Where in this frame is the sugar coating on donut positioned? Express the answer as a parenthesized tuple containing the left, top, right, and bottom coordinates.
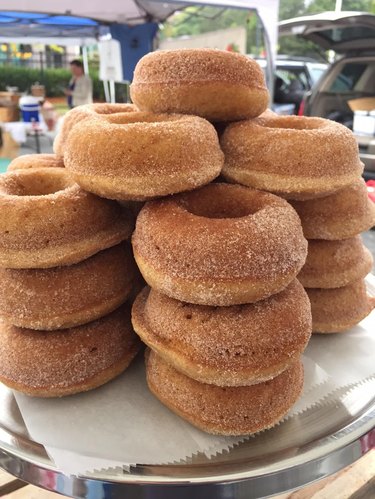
(290, 178, 375, 239)
(0, 168, 133, 268)
(0, 242, 137, 330)
(307, 279, 375, 333)
(132, 281, 311, 386)
(131, 49, 269, 121)
(146, 350, 304, 435)
(7, 154, 64, 171)
(54, 103, 138, 157)
(132, 183, 307, 305)
(64, 113, 224, 201)
(133, 49, 266, 86)
(221, 115, 364, 199)
(0, 304, 141, 396)
(298, 237, 373, 289)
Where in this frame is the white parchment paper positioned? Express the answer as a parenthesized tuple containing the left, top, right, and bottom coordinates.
(11, 280, 375, 476)
(13, 354, 330, 475)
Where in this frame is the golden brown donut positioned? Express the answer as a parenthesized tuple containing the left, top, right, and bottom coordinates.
(307, 279, 375, 333)
(64, 112, 223, 201)
(298, 237, 373, 289)
(132, 183, 307, 306)
(0, 243, 137, 330)
(221, 115, 363, 200)
(290, 179, 375, 239)
(53, 103, 137, 157)
(132, 281, 311, 386)
(0, 304, 141, 397)
(146, 350, 304, 436)
(0, 168, 132, 268)
(130, 49, 269, 122)
(7, 154, 64, 171)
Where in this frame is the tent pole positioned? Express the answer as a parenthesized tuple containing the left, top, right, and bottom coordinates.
(256, 11, 275, 106)
(82, 45, 89, 75)
(109, 80, 116, 103)
(103, 80, 110, 103)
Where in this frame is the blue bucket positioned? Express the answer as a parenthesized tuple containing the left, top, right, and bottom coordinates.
(19, 96, 40, 122)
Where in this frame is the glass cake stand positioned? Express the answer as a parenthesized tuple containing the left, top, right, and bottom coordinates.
(1, 278, 375, 498)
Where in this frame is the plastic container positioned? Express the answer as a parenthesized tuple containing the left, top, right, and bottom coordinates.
(19, 95, 40, 123)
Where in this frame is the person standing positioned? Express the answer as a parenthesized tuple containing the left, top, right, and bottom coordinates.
(64, 59, 93, 108)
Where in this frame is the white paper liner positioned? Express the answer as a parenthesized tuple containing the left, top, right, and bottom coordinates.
(304, 312, 375, 387)
(13, 354, 330, 475)
(11, 297, 375, 476)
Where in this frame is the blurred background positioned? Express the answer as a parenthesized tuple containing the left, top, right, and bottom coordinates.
(0, 0, 374, 176)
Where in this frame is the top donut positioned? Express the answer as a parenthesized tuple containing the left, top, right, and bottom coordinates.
(130, 49, 269, 122)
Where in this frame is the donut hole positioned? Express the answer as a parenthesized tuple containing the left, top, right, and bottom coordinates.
(263, 117, 323, 131)
(2, 170, 73, 197)
(181, 185, 265, 219)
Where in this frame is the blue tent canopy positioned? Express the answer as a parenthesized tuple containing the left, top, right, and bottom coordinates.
(0, 11, 102, 39)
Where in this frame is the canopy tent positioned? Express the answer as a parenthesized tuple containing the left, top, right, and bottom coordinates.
(0, 1, 279, 97)
(0, 1, 279, 58)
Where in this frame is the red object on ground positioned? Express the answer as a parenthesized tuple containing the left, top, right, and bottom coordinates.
(298, 99, 305, 116)
(366, 180, 375, 203)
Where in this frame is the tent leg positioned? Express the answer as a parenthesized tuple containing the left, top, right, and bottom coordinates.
(103, 80, 110, 103)
(256, 12, 275, 106)
(82, 46, 89, 75)
(109, 80, 116, 103)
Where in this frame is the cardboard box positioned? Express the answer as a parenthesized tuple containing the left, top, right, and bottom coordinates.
(0, 130, 19, 159)
(348, 98, 375, 137)
(0, 91, 20, 105)
(348, 97, 375, 112)
(0, 105, 20, 123)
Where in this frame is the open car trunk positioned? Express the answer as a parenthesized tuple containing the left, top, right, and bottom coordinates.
(279, 11, 375, 53)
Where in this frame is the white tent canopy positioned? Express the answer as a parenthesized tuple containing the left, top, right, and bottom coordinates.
(0, 1, 279, 58)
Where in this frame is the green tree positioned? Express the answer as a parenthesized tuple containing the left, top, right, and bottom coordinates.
(306, 0, 372, 13)
(160, 0, 374, 60)
(160, 7, 264, 55)
(279, 0, 305, 20)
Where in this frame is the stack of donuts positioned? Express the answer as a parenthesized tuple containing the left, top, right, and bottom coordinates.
(0, 158, 141, 397)
(42, 49, 313, 436)
(0, 48, 373, 437)
(220, 108, 375, 333)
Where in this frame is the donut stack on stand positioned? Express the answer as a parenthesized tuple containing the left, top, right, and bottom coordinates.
(220, 105, 375, 334)
(48, 49, 313, 436)
(0, 159, 141, 397)
(292, 180, 375, 333)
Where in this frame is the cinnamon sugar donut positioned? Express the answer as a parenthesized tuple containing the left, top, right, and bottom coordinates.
(146, 350, 304, 436)
(221, 115, 363, 200)
(132, 183, 307, 305)
(0, 168, 132, 268)
(298, 237, 373, 289)
(132, 281, 311, 386)
(130, 49, 269, 122)
(0, 243, 137, 330)
(0, 304, 141, 397)
(307, 279, 375, 333)
(7, 154, 64, 171)
(65, 112, 223, 201)
(53, 103, 137, 157)
(290, 179, 375, 239)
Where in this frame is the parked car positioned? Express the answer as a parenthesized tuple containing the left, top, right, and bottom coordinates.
(279, 11, 375, 178)
(255, 56, 328, 114)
